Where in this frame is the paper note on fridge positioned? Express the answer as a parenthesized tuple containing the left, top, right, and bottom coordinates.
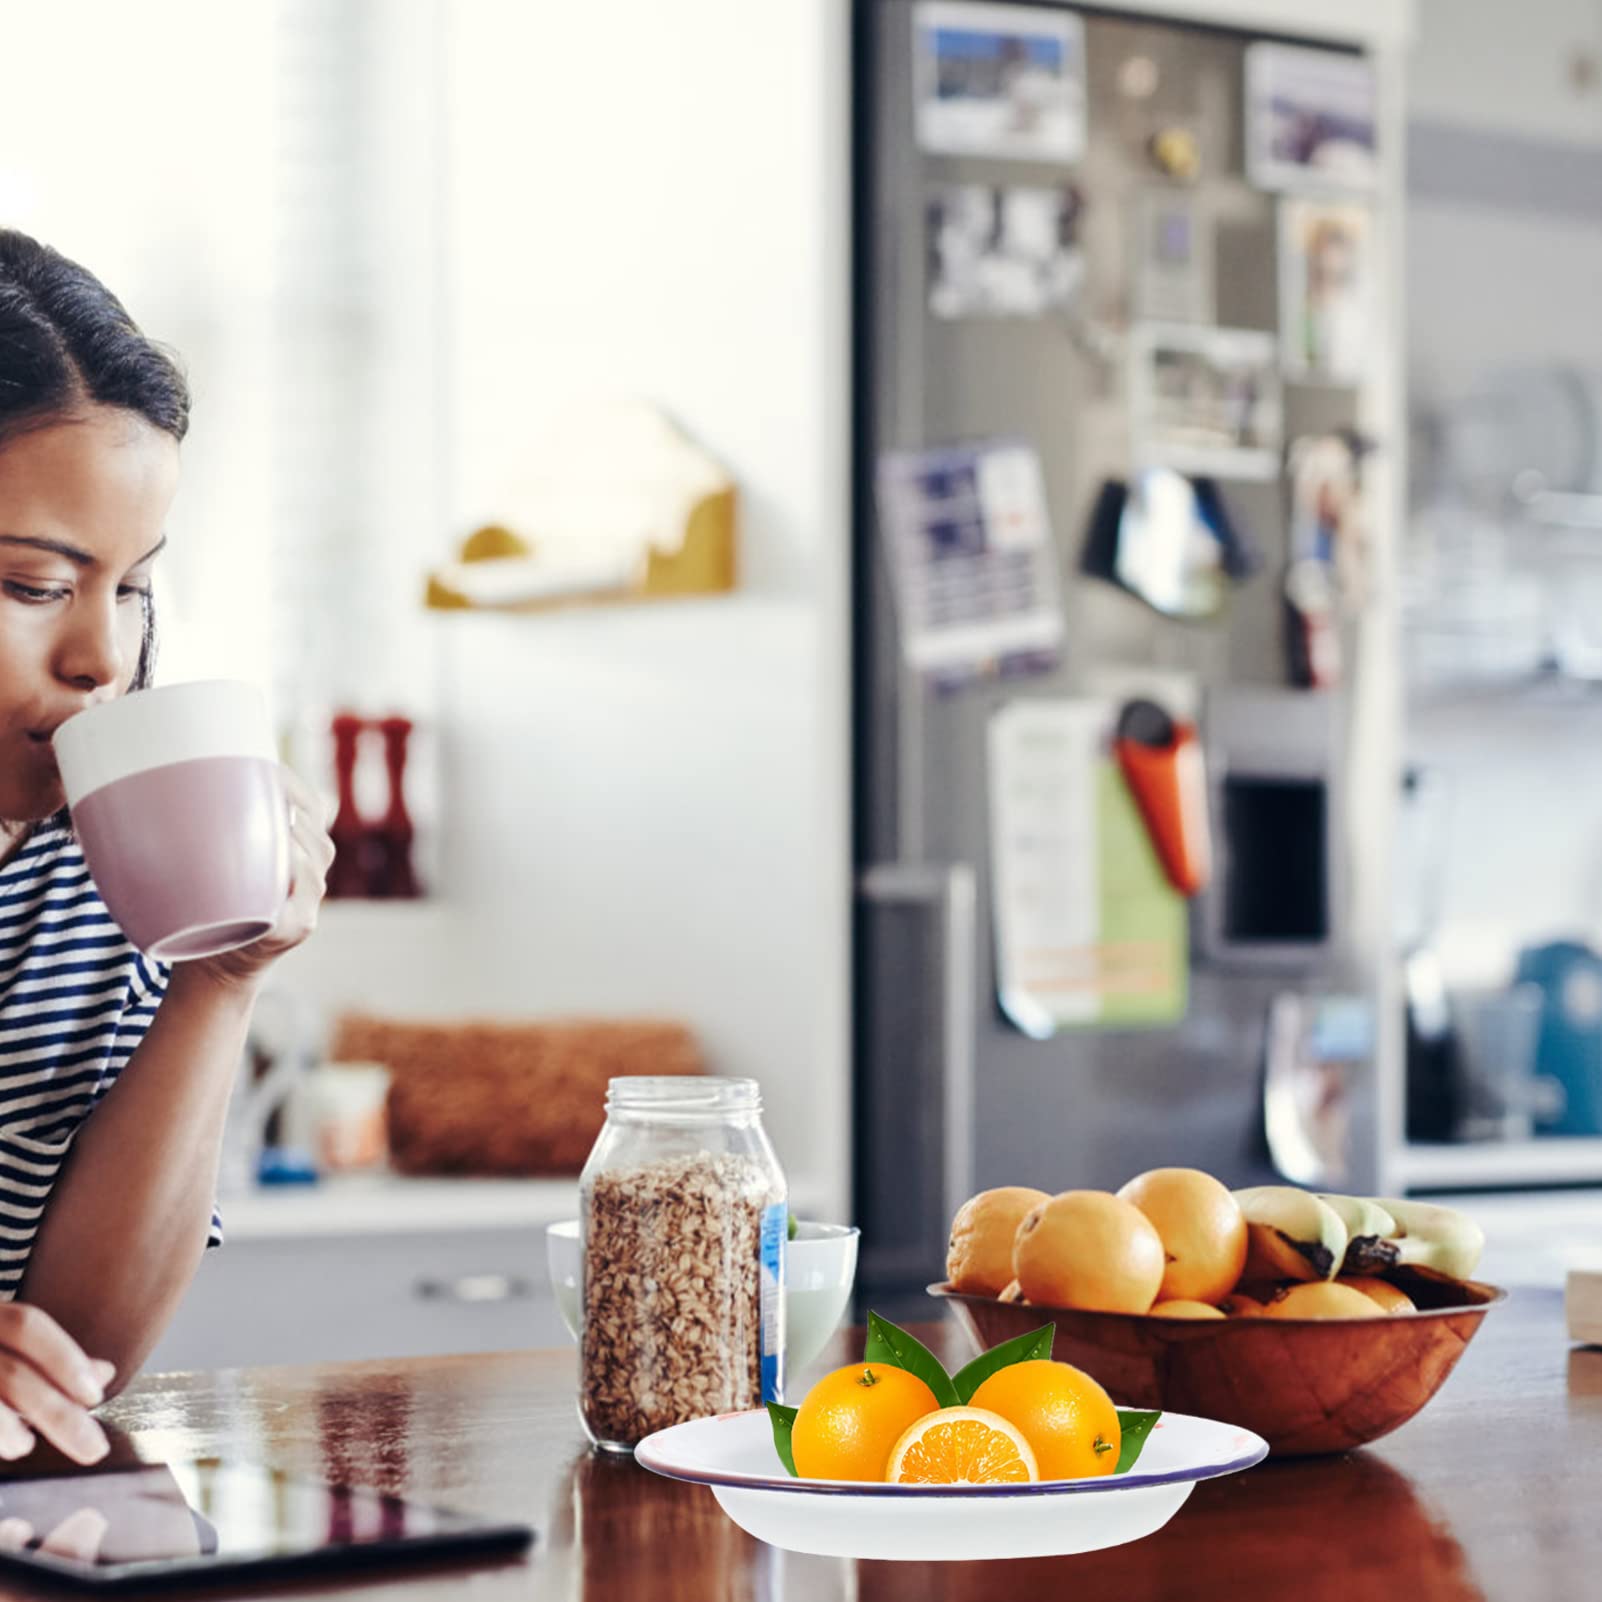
(989, 699, 1187, 1037)
(875, 440, 1066, 684)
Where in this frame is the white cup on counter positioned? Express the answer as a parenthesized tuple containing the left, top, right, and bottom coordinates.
(281, 1062, 392, 1173)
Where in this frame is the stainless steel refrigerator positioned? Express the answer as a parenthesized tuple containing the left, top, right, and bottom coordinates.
(852, 0, 1394, 1315)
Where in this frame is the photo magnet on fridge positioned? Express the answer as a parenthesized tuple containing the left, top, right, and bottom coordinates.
(927, 182, 1085, 320)
(1082, 469, 1258, 621)
(1133, 190, 1213, 325)
(912, 2, 1087, 163)
(1244, 43, 1378, 195)
(875, 439, 1066, 688)
(1129, 323, 1283, 482)
(1279, 199, 1373, 384)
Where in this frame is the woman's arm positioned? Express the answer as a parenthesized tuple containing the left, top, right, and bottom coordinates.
(17, 767, 333, 1398)
(15, 965, 257, 1393)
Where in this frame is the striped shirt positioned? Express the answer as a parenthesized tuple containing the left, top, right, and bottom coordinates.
(0, 819, 222, 1301)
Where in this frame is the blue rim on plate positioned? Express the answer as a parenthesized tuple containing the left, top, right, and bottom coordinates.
(635, 1408, 1269, 1498)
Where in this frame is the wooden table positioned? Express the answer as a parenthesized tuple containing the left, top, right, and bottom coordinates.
(24, 1287, 1597, 1599)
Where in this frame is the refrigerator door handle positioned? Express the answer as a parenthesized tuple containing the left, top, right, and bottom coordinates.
(858, 862, 978, 1235)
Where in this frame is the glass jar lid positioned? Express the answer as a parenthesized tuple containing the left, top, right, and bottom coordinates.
(605, 1076, 761, 1118)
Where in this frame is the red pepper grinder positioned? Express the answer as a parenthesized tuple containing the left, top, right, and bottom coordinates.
(376, 715, 421, 898)
(327, 711, 372, 898)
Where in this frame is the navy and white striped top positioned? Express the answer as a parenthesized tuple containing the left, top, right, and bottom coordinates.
(0, 819, 222, 1302)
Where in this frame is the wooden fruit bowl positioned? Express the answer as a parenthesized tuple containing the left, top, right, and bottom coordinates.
(928, 1270, 1506, 1457)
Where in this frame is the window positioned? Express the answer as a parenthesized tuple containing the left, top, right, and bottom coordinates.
(0, 0, 446, 744)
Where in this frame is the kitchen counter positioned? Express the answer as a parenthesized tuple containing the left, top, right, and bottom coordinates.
(94, 1286, 1599, 1600)
(148, 1174, 842, 1372)
(1420, 1189, 1602, 1288)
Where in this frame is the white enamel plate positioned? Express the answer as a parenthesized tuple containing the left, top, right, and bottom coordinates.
(635, 1408, 1267, 1561)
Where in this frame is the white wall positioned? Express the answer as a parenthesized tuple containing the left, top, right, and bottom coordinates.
(284, 0, 853, 1218)
(0, 1, 281, 690)
(1410, 0, 1602, 145)
(1406, 698, 1602, 986)
(1402, 0, 1602, 991)
(1408, 205, 1602, 402)
(1406, 0, 1602, 402)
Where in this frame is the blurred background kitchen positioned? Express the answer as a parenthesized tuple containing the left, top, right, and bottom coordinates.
(3, 0, 1600, 1367)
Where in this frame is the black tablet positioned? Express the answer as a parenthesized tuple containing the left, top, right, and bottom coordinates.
(0, 1458, 534, 1589)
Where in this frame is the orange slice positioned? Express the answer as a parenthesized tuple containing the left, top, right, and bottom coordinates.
(883, 1406, 1040, 1486)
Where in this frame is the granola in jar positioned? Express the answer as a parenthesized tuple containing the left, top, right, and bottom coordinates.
(578, 1079, 786, 1451)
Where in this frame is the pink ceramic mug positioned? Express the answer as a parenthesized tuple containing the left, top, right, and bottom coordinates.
(52, 680, 291, 961)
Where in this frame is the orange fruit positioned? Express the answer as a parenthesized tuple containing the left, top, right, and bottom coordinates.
(1338, 1276, 1416, 1313)
(967, 1359, 1121, 1481)
(790, 1363, 940, 1481)
(1149, 1299, 1226, 1319)
(1013, 1190, 1165, 1314)
(1262, 1282, 1384, 1320)
(1218, 1292, 1267, 1317)
(884, 1407, 1038, 1485)
(1116, 1168, 1248, 1304)
(947, 1187, 1050, 1295)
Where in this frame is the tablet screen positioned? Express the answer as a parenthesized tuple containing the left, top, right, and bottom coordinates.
(0, 1459, 533, 1587)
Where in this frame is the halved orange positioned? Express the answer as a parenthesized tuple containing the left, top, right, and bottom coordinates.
(883, 1406, 1040, 1485)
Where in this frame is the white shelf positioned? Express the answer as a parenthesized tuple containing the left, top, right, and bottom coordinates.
(215, 1174, 579, 1240)
(213, 1171, 838, 1242)
(1396, 1138, 1602, 1191)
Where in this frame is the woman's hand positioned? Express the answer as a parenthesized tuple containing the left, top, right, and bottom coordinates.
(186, 765, 335, 996)
(0, 1304, 115, 1464)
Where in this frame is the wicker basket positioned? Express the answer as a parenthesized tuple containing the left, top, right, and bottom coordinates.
(328, 1014, 704, 1177)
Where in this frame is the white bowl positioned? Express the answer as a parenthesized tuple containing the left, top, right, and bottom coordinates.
(543, 1218, 858, 1378)
(635, 1407, 1267, 1560)
(544, 1219, 582, 1340)
(784, 1222, 859, 1377)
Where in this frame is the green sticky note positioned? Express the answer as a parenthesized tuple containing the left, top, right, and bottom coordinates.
(1095, 761, 1187, 1027)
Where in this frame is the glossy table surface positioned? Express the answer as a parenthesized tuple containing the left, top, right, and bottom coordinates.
(7, 1286, 1593, 1599)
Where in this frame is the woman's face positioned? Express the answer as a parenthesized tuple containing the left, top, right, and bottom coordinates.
(0, 407, 179, 824)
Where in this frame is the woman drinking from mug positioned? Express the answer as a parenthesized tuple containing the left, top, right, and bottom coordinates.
(0, 229, 333, 1461)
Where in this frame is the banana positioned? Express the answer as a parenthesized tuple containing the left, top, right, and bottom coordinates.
(1233, 1186, 1347, 1283)
(1360, 1198, 1484, 1281)
(1317, 1194, 1398, 1276)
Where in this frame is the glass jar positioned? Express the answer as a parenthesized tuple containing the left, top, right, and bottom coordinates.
(578, 1077, 787, 1453)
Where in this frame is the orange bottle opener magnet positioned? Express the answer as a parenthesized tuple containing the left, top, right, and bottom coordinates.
(1114, 699, 1212, 898)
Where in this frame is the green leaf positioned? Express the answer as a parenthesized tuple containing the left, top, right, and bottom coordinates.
(862, 1312, 960, 1408)
(766, 1402, 799, 1477)
(1115, 1409, 1161, 1474)
(949, 1323, 1056, 1404)
(787, 1212, 798, 1241)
